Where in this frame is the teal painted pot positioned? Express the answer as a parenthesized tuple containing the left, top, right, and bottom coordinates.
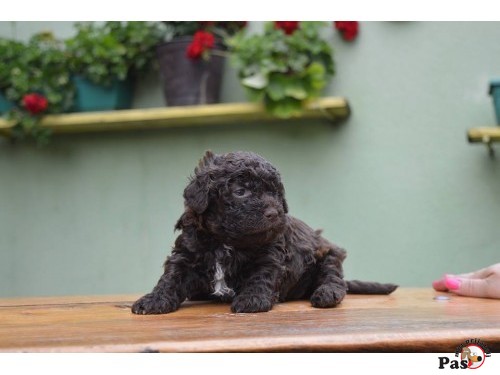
(489, 80, 500, 125)
(72, 76, 134, 112)
(0, 91, 14, 115)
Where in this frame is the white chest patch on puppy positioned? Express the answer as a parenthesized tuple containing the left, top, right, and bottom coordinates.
(212, 261, 234, 297)
(212, 245, 235, 297)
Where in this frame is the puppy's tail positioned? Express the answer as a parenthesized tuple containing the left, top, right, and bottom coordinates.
(346, 280, 398, 295)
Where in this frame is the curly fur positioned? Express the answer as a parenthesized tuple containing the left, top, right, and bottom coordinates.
(132, 151, 397, 314)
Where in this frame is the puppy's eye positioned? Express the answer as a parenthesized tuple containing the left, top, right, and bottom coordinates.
(233, 188, 251, 198)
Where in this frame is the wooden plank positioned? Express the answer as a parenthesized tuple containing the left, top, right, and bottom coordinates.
(1, 288, 499, 352)
(467, 127, 500, 143)
(0, 294, 141, 307)
(0, 97, 350, 136)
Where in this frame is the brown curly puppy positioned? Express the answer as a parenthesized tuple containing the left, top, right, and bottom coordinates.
(132, 151, 397, 314)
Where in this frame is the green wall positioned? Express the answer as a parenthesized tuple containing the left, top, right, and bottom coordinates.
(1, 22, 499, 298)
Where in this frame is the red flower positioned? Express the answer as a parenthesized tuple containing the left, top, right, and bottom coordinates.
(195, 30, 215, 49)
(334, 21, 359, 41)
(275, 21, 300, 35)
(22, 93, 48, 115)
(186, 40, 204, 59)
(186, 30, 215, 59)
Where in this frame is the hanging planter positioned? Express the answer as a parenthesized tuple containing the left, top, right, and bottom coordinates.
(72, 76, 133, 112)
(0, 38, 21, 115)
(489, 80, 500, 125)
(157, 36, 226, 106)
(0, 91, 14, 115)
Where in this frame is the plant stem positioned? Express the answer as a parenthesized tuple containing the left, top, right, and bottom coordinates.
(211, 50, 230, 58)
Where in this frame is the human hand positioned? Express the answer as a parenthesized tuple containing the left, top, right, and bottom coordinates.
(432, 263, 500, 299)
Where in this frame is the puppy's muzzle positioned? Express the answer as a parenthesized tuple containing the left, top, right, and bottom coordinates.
(264, 207, 279, 221)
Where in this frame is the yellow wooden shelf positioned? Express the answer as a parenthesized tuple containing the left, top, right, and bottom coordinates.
(467, 126, 500, 156)
(0, 97, 350, 136)
(467, 127, 500, 143)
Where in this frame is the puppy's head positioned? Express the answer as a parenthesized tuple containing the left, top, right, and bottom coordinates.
(181, 150, 288, 246)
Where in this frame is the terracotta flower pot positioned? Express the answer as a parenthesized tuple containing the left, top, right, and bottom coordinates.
(156, 37, 226, 106)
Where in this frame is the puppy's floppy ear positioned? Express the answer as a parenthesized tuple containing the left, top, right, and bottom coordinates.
(278, 181, 289, 213)
(282, 196, 289, 213)
(183, 151, 216, 214)
(461, 348, 470, 360)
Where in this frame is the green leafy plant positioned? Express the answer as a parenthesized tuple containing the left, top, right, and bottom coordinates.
(0, 38, 24, 94)
(228, 22, 335, 118)
(163, 21, 205, 39)
(1, 32, 74, 145)
(65, 22, 167, 86)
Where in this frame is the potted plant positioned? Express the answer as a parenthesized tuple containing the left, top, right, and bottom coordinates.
(489, 80, 500, 125)
(0, 38, 25, 114)
(1, 32, 74, 145)
(228, 21, 337, 118)
(157, 21, 246, 106)
(65, 21, 166, 112)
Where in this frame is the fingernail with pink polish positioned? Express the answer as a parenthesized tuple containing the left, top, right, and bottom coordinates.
(445, 276, 461, 290)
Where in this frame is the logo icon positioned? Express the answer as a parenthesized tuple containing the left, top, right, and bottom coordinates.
(460, 344, 486, 369)
(438, 338, 491, 370)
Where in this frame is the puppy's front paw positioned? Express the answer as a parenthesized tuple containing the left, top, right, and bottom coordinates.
(131, 293, 179, 315)
(310, 284, 346, 308)
(231, 294, 273, 313)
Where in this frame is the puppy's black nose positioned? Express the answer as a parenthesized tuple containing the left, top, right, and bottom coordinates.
(264, 207, 279, 220)
(477, 356, 482, 362)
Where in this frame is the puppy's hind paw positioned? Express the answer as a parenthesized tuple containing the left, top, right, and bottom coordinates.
(310, 284, 346, 308)
(131, 293, 179, 315)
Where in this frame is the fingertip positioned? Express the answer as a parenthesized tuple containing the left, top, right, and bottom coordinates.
(432, 278, 448, 291)
(444, 276, 461, 291)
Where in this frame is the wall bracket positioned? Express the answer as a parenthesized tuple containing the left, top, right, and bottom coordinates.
(467, 127, 500, 158)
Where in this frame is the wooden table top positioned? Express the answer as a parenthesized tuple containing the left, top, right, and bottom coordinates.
(0, 288, 499, 352)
